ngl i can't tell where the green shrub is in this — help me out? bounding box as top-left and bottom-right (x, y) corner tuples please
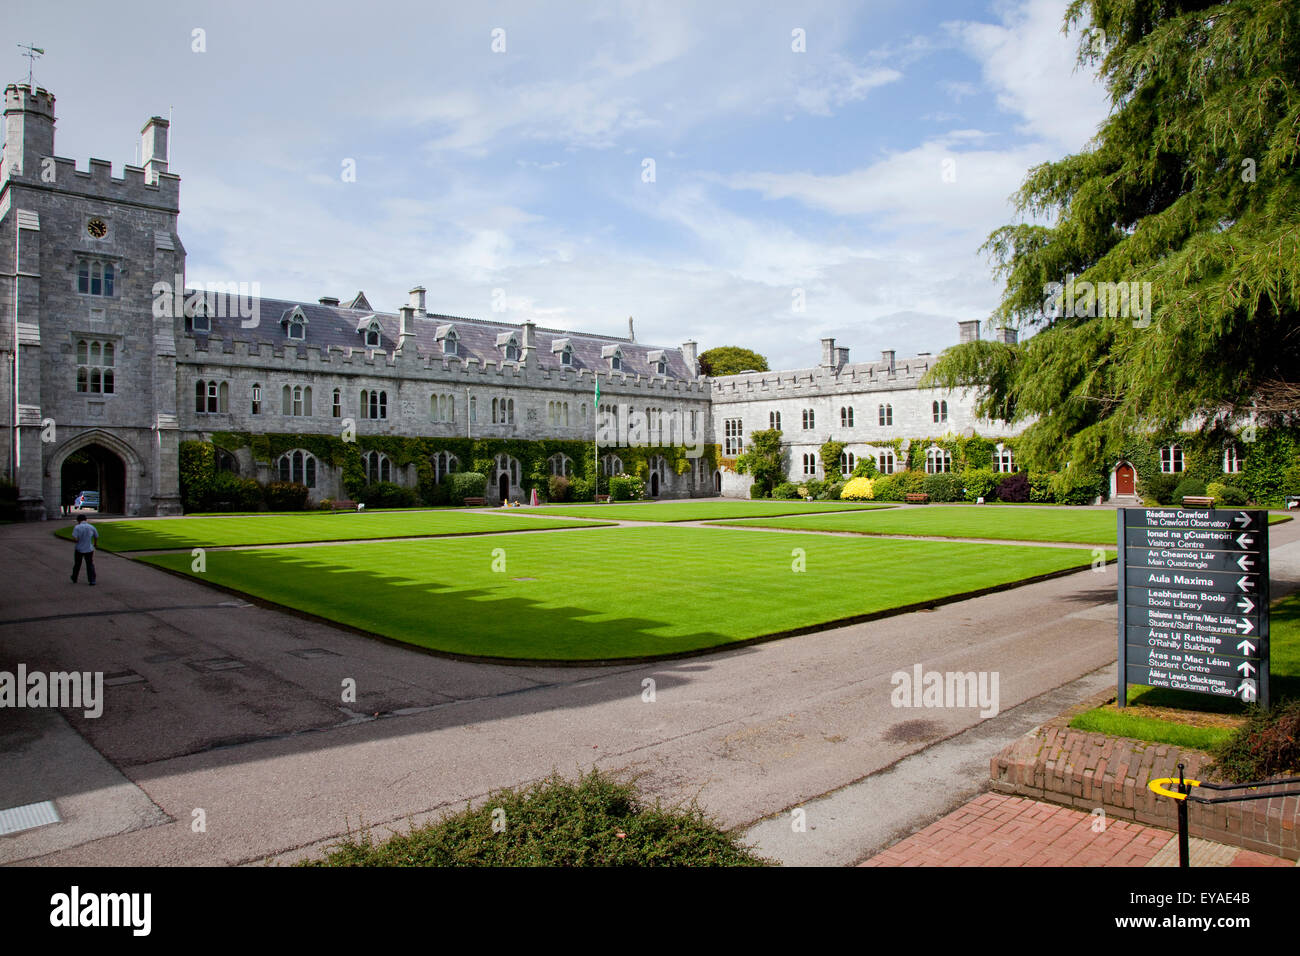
(610, 474), (645, 501)
(445, 472), (486, 504)
(1049, 470), (1105, 505)
(850, 457), (879, 479)
(264, 481), (309, 511)
(179, 440), (217, 512)
(1137, 472), (1178, 505)
(802, 479), (826, 500)
(1219, 484), (1249, 505)
(771, 481), (801, 499)
(1208, 701), (1300, 782)
(821, 481), (844, 501)
(1172, 477), (1208, 502)
(749, 482), (768, 499)
(873, 471), (924, 502)
(206, 472), (264, 511)
(569, 476), (595, 502)
(921, 472), (964, 503)
(961, 467), (998, 502)
(548, 475), (572, 503)
(300, 770), (769, 867)
(357, 481), (419, 508)
(423, 480), (451, 507)
(1028, 472), (1055, 502)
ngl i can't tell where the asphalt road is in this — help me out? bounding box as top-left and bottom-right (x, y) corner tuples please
(1, 511), (1296, 866)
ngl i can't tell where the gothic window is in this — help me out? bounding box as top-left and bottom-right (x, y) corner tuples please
(76, 260), (115, 297)
(841, 407), (854, 428)
(361, 389), (387, 420)
(332, 388), (341, 419)
(1161, 444), (1184, 473)
(288, 319), (305, 340)
(362, 450), (392, 484)
(994, 445), (1016, 473)
(251, 383), (262, 415)
(431, 393), (456, 423)
(442, 331), (459, 357)
(599, 454), (623, 476)
(802, 453), (817, 476)
(877, 449), (895, 475)
(548, 454), (573, 477)
(840, 451), (856, 476)
(801, 409), (815, 430)
(724, 418), (743, 456)
(76, 339), (115, 394)
(194, 380), (229, 414)
(925, 447), (952, 474)
(277, 450), (317, 487)
(432, 451), (459, 484)
(932, 400), (948, 423)
(878, 404), (893, 426)
(1223, 443), (1242, 474)
(769, 411), (782, 431)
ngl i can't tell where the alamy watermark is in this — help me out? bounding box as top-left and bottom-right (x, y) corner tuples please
(891, 664), (999, 718)
(152, 275), (260, 328)
(596, 403), (703, 458)
(1, 665), (103, 718)
(1043, 280), (1152, 327)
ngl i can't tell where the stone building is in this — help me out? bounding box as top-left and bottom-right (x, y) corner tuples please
(0, 84), (1021, 518)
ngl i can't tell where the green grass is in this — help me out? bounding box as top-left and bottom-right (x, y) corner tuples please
(54, 510), (612, 551)
(710, 505), (1122, 543)
(301, 769), (770, 867)
(1069, 592), (1300, 749)
(1068, 709), (1233, 751)
(140, 525), (1106, 660)
(528, 499), (893, 522)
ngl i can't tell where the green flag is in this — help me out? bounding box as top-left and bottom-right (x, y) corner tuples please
(594, 378), (600, 410)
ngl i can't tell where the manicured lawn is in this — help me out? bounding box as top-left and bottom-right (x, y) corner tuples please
(710, 505), (1122, 544)
(140, 525), (1105, 660)
(1069, 592), (1300, 749)
(54, 510), (612, 552)
(528, 500), (893, 522)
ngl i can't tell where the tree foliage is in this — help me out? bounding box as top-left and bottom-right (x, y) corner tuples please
(698, 346), (770, 377)
(923, 0), (1300, 473)
(734, 428), (786, 496)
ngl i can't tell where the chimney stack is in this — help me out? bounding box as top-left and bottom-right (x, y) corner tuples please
(141, 115), (169, 185)
(319, 296), (340, 306)
(995, 325), (1018, 345)
(881, 350), (895, 374)
(821, 337), (836, 368)
(398, 306), (414, 350)
(958, 319), (981, 344)
(409, 286), (426, 317)
(520, 320), (536, 365)
(681, 340), (698, 376)
(835, 346), (850, 367)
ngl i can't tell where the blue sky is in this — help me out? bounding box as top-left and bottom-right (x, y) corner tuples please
(8, 0), (1110, 369)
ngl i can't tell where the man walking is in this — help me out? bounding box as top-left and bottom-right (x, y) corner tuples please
(71, 514), (98, 586)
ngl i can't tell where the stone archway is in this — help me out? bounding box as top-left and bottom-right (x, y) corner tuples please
(47, 429), (146, 517)
(60, 444), (126, 514)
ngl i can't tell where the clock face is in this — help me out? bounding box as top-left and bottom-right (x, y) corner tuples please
(87, 218), (107, 238)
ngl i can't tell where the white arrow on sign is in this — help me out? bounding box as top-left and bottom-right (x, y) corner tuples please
(1234, 511), (1251, 528)
(1237, 597), (1256, 614)
(1238, 660), (1256, 676)
(1236, 534), (1254, 549)
(1236, 618), (1255, 635)
(1238, 639), (1256, 655)
(1237, 679), (1257, 702)
(1237, 575), (1256, 592)
(1236, 554), (1256, 571)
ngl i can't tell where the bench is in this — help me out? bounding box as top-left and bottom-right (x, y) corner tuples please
(595, 494), (611, 503)
(905, 493), (930, 504)
(462, 497), (487, 507)
(1285, 495), (1299, 510)
(1182, 495), (1214, 507)
(328, 499), (358, 511)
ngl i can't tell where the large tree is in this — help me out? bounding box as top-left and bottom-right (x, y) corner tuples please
(698, 346), (769, 377)
(923, 0), (1299, 473)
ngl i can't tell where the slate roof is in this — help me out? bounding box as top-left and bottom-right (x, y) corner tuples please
(182, 291), (695, 378)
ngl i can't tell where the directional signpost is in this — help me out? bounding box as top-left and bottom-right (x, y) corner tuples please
(1118, 508), (1269, 708)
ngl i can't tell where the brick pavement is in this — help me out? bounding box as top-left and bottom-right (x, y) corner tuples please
(860, 793), (1297, 867)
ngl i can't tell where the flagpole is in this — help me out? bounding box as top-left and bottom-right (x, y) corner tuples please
(593, 375), (600, 497)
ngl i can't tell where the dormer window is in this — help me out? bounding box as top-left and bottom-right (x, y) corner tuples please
(356, 316), (382, 348)
(282, 306), (308, 341)
(601, 344), (624, 371)
(552, 337), (574, 368)
(647, 349), (667, 376)
(436, 324), (459, 357)
(496, 331), (521, 363)
(187, 293), (212, 333)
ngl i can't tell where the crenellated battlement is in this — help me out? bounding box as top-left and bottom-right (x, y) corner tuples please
(176, 331), (711, 399)
(28, 155), (181, 210)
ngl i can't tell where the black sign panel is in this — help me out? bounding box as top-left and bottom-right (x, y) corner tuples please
(1118, 508), (1269, 706)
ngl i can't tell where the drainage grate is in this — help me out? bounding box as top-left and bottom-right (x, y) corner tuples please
(0, 800), (61, 836)
(287, 648), (340, 660)
(187, 658), (246, 672)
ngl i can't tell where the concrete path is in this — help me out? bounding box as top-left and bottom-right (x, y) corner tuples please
(1, 510), (1295, 866)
